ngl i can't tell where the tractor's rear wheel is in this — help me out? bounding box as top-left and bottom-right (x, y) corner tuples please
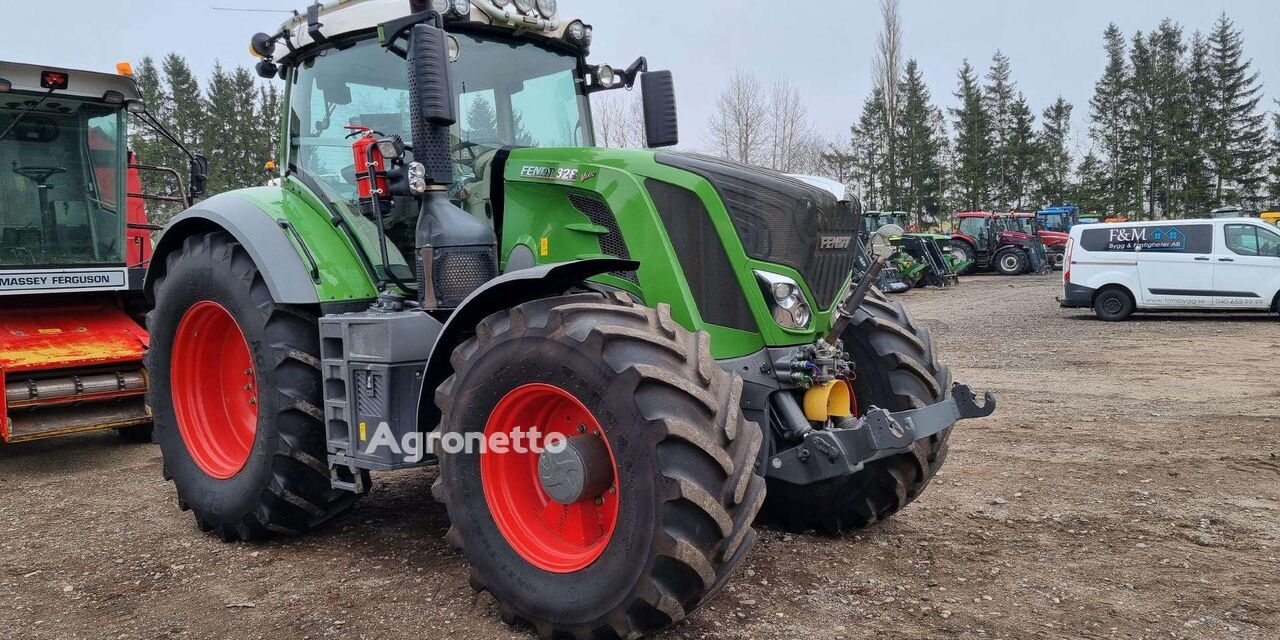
(147, 231), (363, 541)
(763, 290), (953, 533)
(434, 292), (764, 639)
(950, 242), (977, 275)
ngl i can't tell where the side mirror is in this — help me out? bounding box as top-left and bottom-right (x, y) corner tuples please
(641, 70), (678, 149)
(407, 23), (456, 186)
(189, 154), (210, 203)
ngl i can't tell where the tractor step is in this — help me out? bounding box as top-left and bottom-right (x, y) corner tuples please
(5, 397), (150, 442)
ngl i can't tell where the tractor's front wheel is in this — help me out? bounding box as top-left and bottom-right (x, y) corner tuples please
(950, 242), (977, 275)
(763, 290), (952, 533)
(147, 231), (363, 541)
(994, 248), (1029, 275)
(434, 292), (764, 639)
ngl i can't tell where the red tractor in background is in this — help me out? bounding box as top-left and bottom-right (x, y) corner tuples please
(948, 211), (1050, 276)
(1013, 212), (1068, 269)
(0, 61), (203, 444)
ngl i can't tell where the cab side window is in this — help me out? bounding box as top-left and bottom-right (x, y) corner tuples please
(1225, 224), (1280, 257)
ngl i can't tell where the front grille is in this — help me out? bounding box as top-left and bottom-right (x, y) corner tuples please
(566, 193), (638, 284)
(432, 246), (497, 308)
(646, 179), (757, 332)
(655, 153), (860, 308)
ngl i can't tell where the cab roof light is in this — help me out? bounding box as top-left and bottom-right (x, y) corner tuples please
(40, 70), (69, 90)
(0, 78), (11, 93)
(116, 62), (134, 77)
(102, 90), (126, 105)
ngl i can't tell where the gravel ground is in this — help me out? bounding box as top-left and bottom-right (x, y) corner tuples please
(1, 273), (1276, 639)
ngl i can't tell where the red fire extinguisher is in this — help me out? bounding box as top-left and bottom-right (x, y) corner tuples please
(346, 125), (389, 204)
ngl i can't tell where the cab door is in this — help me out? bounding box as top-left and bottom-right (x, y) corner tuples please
(1214, 222), (1280, 309)
(1134, 223), (1216, 308)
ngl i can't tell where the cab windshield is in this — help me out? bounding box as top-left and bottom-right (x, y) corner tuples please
(287, 31), (593, 204)
(0, 98), (126, 268)
(1038, 213), (1065, 232)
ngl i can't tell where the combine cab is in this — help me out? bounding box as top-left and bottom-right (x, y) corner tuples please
(0, 62), (200, 443)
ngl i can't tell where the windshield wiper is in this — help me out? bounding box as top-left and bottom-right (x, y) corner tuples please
(0, 88), (56, 141)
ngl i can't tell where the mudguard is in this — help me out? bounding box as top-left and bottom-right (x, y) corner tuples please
(416, 258), (639, 431)
(144, 187), (379, 305)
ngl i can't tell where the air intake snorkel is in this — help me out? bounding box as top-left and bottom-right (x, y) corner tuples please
(405, 14), (497, 310)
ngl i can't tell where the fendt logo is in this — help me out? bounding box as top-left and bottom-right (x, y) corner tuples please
(819, 235), (853, 250)
(520, 165), (580, 183)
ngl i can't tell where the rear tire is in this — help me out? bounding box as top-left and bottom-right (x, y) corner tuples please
(147, 231), (364, 541)
(434, 292), (764, 639)
(763, 290), (953, 533)
(994, 248), (1029, 275)
(1093, 287), (1134, 322)
(950, 242), (977, 276)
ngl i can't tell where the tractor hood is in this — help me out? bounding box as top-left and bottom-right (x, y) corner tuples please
(1037, 230), (1069, 245)
(655, 152), (862, 309)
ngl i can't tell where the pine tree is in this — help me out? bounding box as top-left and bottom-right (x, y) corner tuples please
(130, 56), (178, 198)
(1089, 24), (1135, 215)
(1034, 97), (1073, 206)
(950, 60), (992, 211)
(1072, 152), (1110, 214)
(896, 59), (947, 224)
(202, 63), (238, 194)
(1182, 32), (1216, 214)
(850, 88), (889, 209)
(462, 97), (499, 142)
(162, 53), (204, 176)
(1004, 95), (1037, 210)
(256, 82), (283, 174)
(983, 51), (1018, 207)
(1204, 13), (1268, 205)
(1269, 107), (1280, 206)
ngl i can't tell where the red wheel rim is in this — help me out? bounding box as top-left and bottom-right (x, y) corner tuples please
(481, 383), (620, 573)
(171, 301), (258, 480)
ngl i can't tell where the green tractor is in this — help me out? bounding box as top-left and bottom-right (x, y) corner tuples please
(863, 211), (963, 287)
(143, 2), (995, 637)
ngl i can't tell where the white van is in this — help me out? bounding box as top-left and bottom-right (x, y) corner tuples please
(1060, 218), (1280, 320)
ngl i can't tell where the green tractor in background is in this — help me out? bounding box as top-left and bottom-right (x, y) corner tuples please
(863, 211), (963, 288)
(143, 2), (994, 637)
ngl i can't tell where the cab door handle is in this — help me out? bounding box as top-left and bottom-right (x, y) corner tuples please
(1194, 257), (1210, 261)
(1218, 258), (1235, 262)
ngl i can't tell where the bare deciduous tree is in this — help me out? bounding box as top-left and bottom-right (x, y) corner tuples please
(766, 79), (820, 173)
(872, 0), (903, 200)
(707, 69), (769, 164)
(592, 90), (645, 149)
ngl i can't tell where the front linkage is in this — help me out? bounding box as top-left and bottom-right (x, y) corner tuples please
(758, 265), (995, 487)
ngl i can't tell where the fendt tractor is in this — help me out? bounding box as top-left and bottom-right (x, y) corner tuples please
(950, 211), (1050, 276)
(0, 61), (202, 444)
(144, 2), (995, 637)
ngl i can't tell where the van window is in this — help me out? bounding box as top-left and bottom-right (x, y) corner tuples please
(1225, 224), (1280, 257)
(1079, 224), (1213, 254)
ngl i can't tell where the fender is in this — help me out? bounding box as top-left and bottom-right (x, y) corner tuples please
(144, 187), (379, 305)
(416, 258), (639, 431)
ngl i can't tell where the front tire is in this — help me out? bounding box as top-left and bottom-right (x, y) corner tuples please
(147, 231), (363, 541)
(434, 292), (764, 639)
(763, 290), (953, 533)
(994, 248), (1029, 275)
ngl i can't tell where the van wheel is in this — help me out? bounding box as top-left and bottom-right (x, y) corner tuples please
(1093, 288), (1134, 321)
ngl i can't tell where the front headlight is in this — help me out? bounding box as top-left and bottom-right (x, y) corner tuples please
(755, 271), (812, 330)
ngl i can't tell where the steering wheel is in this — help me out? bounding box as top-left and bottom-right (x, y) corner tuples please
(12, 166), (66, 184)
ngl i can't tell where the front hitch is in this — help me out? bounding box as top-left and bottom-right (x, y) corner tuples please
(766, 383), (996, 486)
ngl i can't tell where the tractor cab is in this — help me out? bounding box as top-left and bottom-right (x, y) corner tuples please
(1035, 205), (1079, 233)
(950, 211), (1049, 275)
(0, 61), (201, 443)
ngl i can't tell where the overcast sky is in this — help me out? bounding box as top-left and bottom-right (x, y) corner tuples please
(3, 0), (1276, 157)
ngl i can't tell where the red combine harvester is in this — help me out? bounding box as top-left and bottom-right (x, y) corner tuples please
(0, 61), (203, 444)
